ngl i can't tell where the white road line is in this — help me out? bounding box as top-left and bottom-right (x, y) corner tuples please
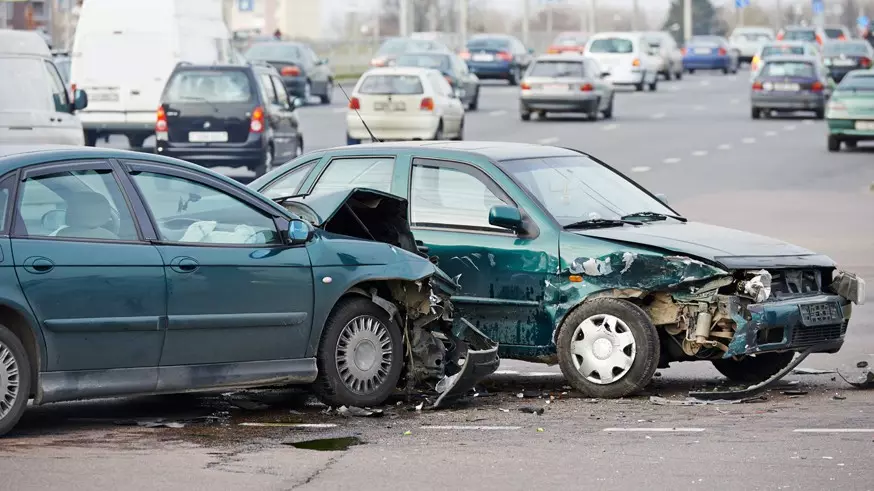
(699, 80), (711, 86)
(692, 150), (708, 157)
(784, 124), (797, 131)
(489, 110), (507, 116)
(765, 130), (778, 137)
(494, 370), (520, 375)
(602, 124), (619, 131)
(603, 428), (706, 432)
(538, 137), (559, 145)
(422, 425), (522, 431)
(332, 107), (347, 114)
(794, 429), (874, 433)
(742, 137), (756, 144)
(651, 112), (666, 120)
(669, 86), (680, 92)
(238, 423), (338, 428)
(717, 144), (732, 150)
(663, 157), (682, 163)
(631, 166), (651, 173)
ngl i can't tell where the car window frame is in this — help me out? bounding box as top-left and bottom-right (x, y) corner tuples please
(269, 75), (291, 109)
(307, 155), (398, 197)
(258, 71), (279, 105)
(0, 174), (19, 236)
(259, 160), (319, 198)
(43, 60), (71, 113)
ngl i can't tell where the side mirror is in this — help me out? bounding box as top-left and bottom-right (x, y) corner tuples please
(528, 48), (535, 54)
(291, 97), (304, 109)
(601, 71), (610, 78)
(73, 89), (88, 111)
(287, 219), (313, 245)
(655, 193), (669, 205)
(488, 205), (524, 232)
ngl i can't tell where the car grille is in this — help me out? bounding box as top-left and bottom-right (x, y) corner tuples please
(792, 319), (847, 347)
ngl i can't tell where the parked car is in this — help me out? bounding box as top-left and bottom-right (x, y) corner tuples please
(584, 32), (660, 91)
(826, 69), (874, 151)
(252, 141), (865, 400)
(682, 35), (739, 74)
(750, 41), (821, 78)
(370, 37), (452, 67)
(345, 67), (465, 144)
(244, 41), (334, 105)
(394, 52), (480, 110)
(518, 54), (615, 121)
(460, 34), (534, 86)
(777, 26), (827, 46)
(729, 26), (775, 63)
(642, 31), (684, 80)
(0, 144), (499, 437)
(751, 55), (830, 119)
(155, 62), (305, 176)
(546, 32), (589, 55)
(0, 30), (88, 146)
(821, 40), (874, 82)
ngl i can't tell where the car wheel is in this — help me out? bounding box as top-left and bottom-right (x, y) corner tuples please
(452, 117), (464, 140)
(688, 68), (696, 74)
(663, 70), (672, 81)
(557, 299), (659, 399)
(295, 137), (304, 157)
(602, 95), (614, 119)
(520, 111), (531, 121)
(127, 134), (147, 149)
(635, 76), (645, 92)
(587, 99), (600, 121)
(648, 78), (658, 92)
(751, 107), (761, 119)
(846, 140), (857, 149)
(675, 70), (683, 80)
(84, 130), (98, 147)
(828, 135), (841, 152)
(814, 108), (825, 120)
(711, 352), (795, 384)
(468, 88), (479, 111)
(0, 325), (31, 437)
(314, 297), (404, 408)
(723, 66), (729, 74)
(254, 145), (272, 176)
(319, 79), (333, 104)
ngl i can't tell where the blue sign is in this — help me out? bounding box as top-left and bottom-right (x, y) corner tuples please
(812, 0), (824, 15)
(238, 0), (253, 12)
(735, 0), (750, 8)
(859, 15), (870, 28)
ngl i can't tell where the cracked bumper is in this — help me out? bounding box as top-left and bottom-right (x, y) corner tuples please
(434, 319), (499, 407)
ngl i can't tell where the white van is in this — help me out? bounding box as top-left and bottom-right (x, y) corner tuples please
(585, 32), (661, 92)
(0, 29), (88, 145)
(70, 0), (235, 147)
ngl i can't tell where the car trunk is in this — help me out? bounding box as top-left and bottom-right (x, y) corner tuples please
(357, 92), (427, 117)
(164, 102), (253, 144)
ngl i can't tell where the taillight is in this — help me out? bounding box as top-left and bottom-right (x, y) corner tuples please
(420, 97), (434, 111)
(520, 81), (531, 90)
(811, 81), (824, 92)
(838, 35), (846, 40)
(860, 57), (872, 68)
(681, 47), (687, 55)
(752, 81), (764, 91)
(249, 106), (264, 133)
(580, 83), (593, 92)
(459, 51), (471, 60)
(718, 48), (727, 56)
(632, 58), (640, 67)
(280, 65), (301, 76)
(370, 57), (386, 67)
(497, 51), (513, 61)
(71, 83), (77, 94)
(815, 34), (823, 44)
(155, 106), (168, 132)
(547, 47), (560, 54)
(776, 32), (784, 40)
(348, 97), (360, 110)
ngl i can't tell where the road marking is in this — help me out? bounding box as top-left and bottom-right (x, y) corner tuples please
(604, 428), (706, 432)
(494, 370), (520, 375)
(669, 86), (679, 92)
(717, 144), (732, 150)
(602, 123), (619, 131)
(794, 429), (874, 433)
(332, 108), (347, 114)
(238, 423), (338, 428)
(730, 98), (740, 105)
(538, 137), (559, 145)
(489, 110), (507, 116)
(784, 124), (797, 131)
(422, 425), (522, 431)
(692, 150), (708, 157)
(765, 130), (778, 137)
(700, 80), (711, 86)
(651, 112), (666, 120)
(742, 137), (756, 144)
(631, 166), (651, 173)
(663, 157), (682, 163)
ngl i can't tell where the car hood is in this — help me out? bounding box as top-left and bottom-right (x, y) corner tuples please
(573, 221), (835, 269)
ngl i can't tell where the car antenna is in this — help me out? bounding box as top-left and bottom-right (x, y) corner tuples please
(336, 81), (381, 143)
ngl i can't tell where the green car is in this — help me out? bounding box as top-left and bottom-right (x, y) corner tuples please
(253, 141), (866, 399)
(0, 146), (498, 436)
(826, 69), (874, 151)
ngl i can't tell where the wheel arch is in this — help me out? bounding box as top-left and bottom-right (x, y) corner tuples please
(0, 301), (44, 400)
(552, 288), (648, 345)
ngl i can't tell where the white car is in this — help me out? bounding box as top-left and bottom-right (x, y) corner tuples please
(729, 26), (776, 64)
(346, 67), (465, 144)
(584, 32), (661, 92)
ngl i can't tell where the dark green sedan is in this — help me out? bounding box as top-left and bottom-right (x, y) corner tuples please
(253, 141), (865, 399)
(826, 69), (874, 151)
(0, 145), (498, 436)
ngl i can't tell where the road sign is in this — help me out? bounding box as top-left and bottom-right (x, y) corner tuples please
(859, 15), (870, 28)
(735, 0), (750, 8)
(238, 0), (253, 12)
(812, 0), (824, 15)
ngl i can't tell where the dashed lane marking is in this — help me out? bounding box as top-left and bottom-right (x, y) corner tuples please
(765, 130), (778, 137)
(422, 425), (522, 431)
(494, 370), (520, 375)
(669, 86), (680, 92)
(538, 137), (559, 145)
(602, 123), (619, 131)
(803, 119), (815, 124)
(742, 137), (756, 144)
(794, 429), (874, 433)
(489, 110), (507, 116)
(604, 428), (706, 432)
(631, 166), (651, 173)
(699, 80), (711, 86)
(717, 144), (732, 150)
(663, 157), (682, 163)
(332, 107), (347, 114)
(692, 150), (708, 157)
(784, 124), (797, 131)
(651, 112), (666, 120)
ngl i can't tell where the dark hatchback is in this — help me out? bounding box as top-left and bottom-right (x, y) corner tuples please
(460, 34), (534, 85)
(156, 63), (305, 176)
(822, 41), (874, 82)
(244, 41), (335, 105)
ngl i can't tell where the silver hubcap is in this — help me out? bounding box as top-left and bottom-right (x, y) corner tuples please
(0, 343), (20, 419)
(570, 314), (636, 385)
(336, 315), (393, 395)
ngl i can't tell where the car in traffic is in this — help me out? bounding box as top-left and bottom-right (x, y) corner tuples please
(823, 25), (852, 41)
(0, 30), (88, 146)
(395, 52), (480, 110)
(751, 55), (829, 119)
(369, 37), (452, 68)
(821, 40), (874, 82)
(546, 32), (589, 55)
(642, 31), (684, 80)
(460, 34), (534, 86)
(518, 54), (614, 121)
(155, 62), (305, 176)
(729, 26), (775, 64)
(750, 41), (821, 77)
(826, 69), (874, 151)
(244, 41), (334, 104)
(0, 144), (499, 437)
(251, 141), (865, 400)
(345, 67), (465, 144)
(584, 32), (660, 91)
(682, 35), (739, 74)
(777, 25), (827, 46)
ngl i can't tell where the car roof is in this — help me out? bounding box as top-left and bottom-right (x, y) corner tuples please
(764, 40), (809, 46)
(784, 25), (818, 31)
(469, 33), (513, 40)
(320, 141), (580, 162)
(590, 31), (642, 39)
(361, 66), (440, 77)
(0, 29), (51, 57)
(396, 51), (451, 59)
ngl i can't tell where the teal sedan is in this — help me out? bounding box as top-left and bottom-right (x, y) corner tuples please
(253, 142), (865, 399)
(0, 145), (497, 436)
(826, 69), (874, 151)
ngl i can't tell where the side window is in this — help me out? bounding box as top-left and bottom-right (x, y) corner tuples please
(306, 47), (320, 66)
(514, 40), (526, 54)
(261, 161), (317, 198)
(44, 61), (70, 113)
(0, 176), (15, 234)
(311, 157), (395, 195)
(430, 73), (452, 96)
(131, 171), (281, 245)
(16, 169), (138, 241)
(454, 56), (468, 75)
(270, 76), (290, 107)
(410, 159), (512, 231)
(259, 73), (278, 104)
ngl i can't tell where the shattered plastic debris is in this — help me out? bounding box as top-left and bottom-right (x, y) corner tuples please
(649, 395), (767, 406)
(338, 406), (384, 418)
(832, 394), (847, 400)
(415, 402), (424, 411)
(536, 428), (544, 432)
(837, 370), (874, 389)
(518, 406), (545, 415)
(403, 430), (412, 436)
(781, 389), (808, 396)
(498, 408), (510, 413)
(792, 367), (835, 375)
(227, 399), (271, 411)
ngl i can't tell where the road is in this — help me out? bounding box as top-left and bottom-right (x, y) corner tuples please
(5, 70), (874, 491)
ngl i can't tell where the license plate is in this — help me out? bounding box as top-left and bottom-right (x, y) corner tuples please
(543, 84), (569, 92)
(90, 92), (119, 102)
(856, 121), (874, 131)
(834, 59), (856, 66)
(773, 83), (800, 91)
(472, 53), (494, 62)
(188, 131), (228, 143)
(694, 48), (712, 55)
(373, 102), (406, 111)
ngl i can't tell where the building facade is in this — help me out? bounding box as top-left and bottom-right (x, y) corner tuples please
(225, 0), (323, 39)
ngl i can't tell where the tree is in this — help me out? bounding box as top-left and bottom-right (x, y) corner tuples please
(661, 0), (727, 44)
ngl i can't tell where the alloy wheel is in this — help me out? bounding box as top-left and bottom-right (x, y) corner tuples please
(0, 342), (20, 420)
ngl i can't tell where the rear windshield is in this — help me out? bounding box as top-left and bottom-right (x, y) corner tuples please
(783, 30), (816, 42)
(529, 60), (585, 78)
(823, 42), (870, 56)
(824, 28), (845, 39)
(762, 45), (805, 57)
(395, 54), (451, 73)
(245, 43), (302, 61)
(761, 61), (816, 78)
(164, 70), (253, 103)
(838, 74), (874, 91)
(466, 38), (510, 51)
(358, 74), (424, 95)
(588, 38), (634, 54)
(0, 57), (54, 112)
(378, 38), (444, 56)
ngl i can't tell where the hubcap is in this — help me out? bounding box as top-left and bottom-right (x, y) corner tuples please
(0, 343), (20, 419)
(336, 315), (393, 395)
(569, 314), (636, 385)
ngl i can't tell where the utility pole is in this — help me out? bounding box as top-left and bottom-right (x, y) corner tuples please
(588, 0), (597, 33)
(459, 0), (468, 47)
(546, 6), (554, 38)
(399, 0), (409, 36)
(683, 0), (692, 43)
(522, 0), (530, 46)
(631, 0), (639, 30)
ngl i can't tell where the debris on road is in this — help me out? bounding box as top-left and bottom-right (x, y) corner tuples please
(286, 436), (363, 451)
(227, 399), (271, 411)
(832, 394), (847, 400)
(518, 406), (545, 415)
(239, 423), (338, 428)
(857, 361), (869, 369)
(781, 390), (809, 396)
(650, 395), (767, 406)
(792, 367), (835, 375)
(338, 406), (385, 418)
(837, 369), (874, 389)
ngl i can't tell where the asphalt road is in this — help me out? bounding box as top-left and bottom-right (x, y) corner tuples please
(8, 69), (874, 491)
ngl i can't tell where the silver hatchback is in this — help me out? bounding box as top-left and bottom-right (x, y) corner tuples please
(519, 54), (615, 121)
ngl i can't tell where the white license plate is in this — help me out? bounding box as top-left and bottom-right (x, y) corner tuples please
(373, 102), (406, 111)
(773, 83), (800, 91)
(856, 121), (874, 131)
(542, 84), (569, 92)
(188, 131), (228, 143)
(834, 59), (856, 66)
(90, 92), (119, 102)
(694, 48), (713, 55)
(472, 54), (494, 62)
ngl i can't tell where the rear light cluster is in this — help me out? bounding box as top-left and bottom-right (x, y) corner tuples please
(459, 51), (471, 60)
(250, 106), (265, 133)
(815, 34), (823, 44)
(718, 48), (727, 56)
(580, 83), (593, 92)
(681, 48), (687, 55)
(420, 97), (435, 111)
(520, 81), (531, 90)
(776, 32), (784, 40)
(752, 81), (764, 91)
(280, 65), (301, 76)
(155, 106), (168, 132)
(811, 81), (824, 92)
(861, 57), (872, 68)
(632, 58), (641, 67)
(349, 97), (360, 110)
(497, 51), (513, 61)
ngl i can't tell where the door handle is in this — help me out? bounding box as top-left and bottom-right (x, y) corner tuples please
(23, 256), (55, 274)
(169, 256), (199, 273)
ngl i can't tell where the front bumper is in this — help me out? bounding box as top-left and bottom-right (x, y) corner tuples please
(827, 118), (874, 139)
(520, 94), (599, 113)
(434, 319), (500, 407)
(752, 92), (826, 111)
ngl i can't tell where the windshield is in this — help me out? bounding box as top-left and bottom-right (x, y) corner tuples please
(588, 38), (634, 54)
(824, 28), (846, 39)
(0, 57), (54, 112)
(496, 155), (673, 226)
(761, 61), (816, 78)
(466, 37), (510, 51)
(395, 54), (451, 73)
(762, 44), (805, 57)
(823, 42), (871, 56)
(837, 74), (874, 91)
(783, 30), (816, 42)
(245, 43), (302, 61)
(378, 38), (444, 56)
(529, 60), (585, 78)
(358, 74), (424, 95)
(164, 70), (253, 103)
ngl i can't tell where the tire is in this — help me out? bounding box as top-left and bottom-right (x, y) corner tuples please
(711, 352), (795, 384)
(828, 135), (841, 152)
(814, 108), (825, 120)
(723, 66), (729, 74)
(452, 117), (464, 140)
(295, 137), (304, 157)
(303, 81), (312, 104)
(648, 78), (658, 92)
(602, 95), (614, 119)
(468, 88), (479, 111)
(508, 66), (520, 86)
(520, 111), (531, 121)
(557, 299), (659, 399)
(587, 99), (600, 121)
(846, 140), (857, 149)
(635, 76), (645, 92)
(433, 120), (444, 140)
(751, 107), (760, 119)
(313, 297), (404, 408)
(0, 325), (32, 437)
(253, 145), (272, 177)
(688, 68), (696, 74)
(319, 79), (333, 104)
(127, 134), (147, 149)
(664, 70), (672, 81)
(675, 70), (683, 80)
(84, 130), (98, 147)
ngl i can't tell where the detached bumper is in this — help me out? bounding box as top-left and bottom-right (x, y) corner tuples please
(434, 319), (499, 407)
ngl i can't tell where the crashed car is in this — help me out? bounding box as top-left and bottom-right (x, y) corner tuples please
(0, 145), (498, 437)
(252, 141), (866, 398)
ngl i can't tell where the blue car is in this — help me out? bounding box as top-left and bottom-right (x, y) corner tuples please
(683, 36), (739, 74)
(461, 34), (533, 86)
